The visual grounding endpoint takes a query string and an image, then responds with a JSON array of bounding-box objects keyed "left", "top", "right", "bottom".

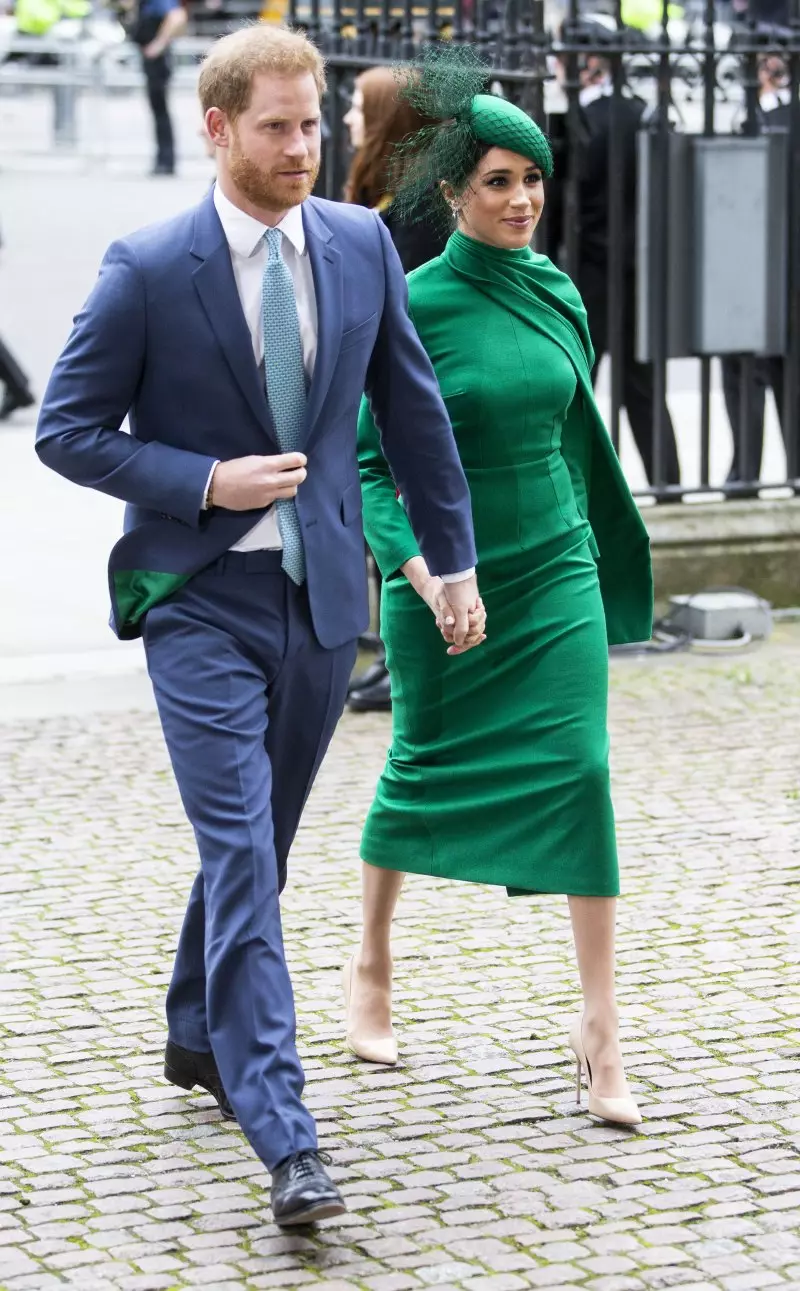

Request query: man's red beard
[{"left": 229, "top": 135, "right": 319, "bottom": 211}]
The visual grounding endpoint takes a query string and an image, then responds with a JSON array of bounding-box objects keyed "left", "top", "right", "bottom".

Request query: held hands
[
  {"left": 402, "top": 560, "right": 487, "bottom": 655},
  {"left": 440, "top": 593, "right": 487, "bottom": 655},
  {"left": 210, "top": 453, "right": 307, "bottom": 511},
  {"left": 436, "top": 574, "right": 487, "bottom": 654}
]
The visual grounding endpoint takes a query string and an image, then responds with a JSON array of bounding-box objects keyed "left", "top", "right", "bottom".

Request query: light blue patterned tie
[{"left": 262, "top": 226, "right": 307, "bottom": 585}]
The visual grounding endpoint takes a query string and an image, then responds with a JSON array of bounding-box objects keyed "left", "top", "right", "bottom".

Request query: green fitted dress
[{"left": 357, "top": 231, "right": 653, "bottom": 897}]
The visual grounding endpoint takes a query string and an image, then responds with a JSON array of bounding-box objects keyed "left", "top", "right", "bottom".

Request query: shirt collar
[
  {"left": 579, "top": 80, "right": 613, "bottom": 109},
  {"left": 213, "top": 183, "right": 306, "bottom": 258},
  {"left": 760, "top": 88, "right": 790, "bottom": 112}
]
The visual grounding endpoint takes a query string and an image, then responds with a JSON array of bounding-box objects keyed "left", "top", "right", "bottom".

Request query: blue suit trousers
[{"left": 142, "top": 550, "right": 357, "bottom": 1171}]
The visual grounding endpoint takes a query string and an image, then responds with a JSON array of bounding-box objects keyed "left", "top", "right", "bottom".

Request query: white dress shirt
[
  {"left": 579, "top": 80, "right": 613, "bottom": 109},
  {"left": 214, "top": 183, "right": 316, "bottom": 552},
  {"left": 212, "top": 184, "right": 473, "bottom": 581}
]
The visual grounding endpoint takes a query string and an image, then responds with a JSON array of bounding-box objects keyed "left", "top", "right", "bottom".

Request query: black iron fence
[{"left": 290, "top": 0, "right": 800, "bottom": 501}]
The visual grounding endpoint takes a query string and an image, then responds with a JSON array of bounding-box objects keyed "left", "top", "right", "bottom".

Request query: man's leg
[
  {"left": 722, "top": 353, "right": 768, "bottom": 484},
  {"left": 164, "top": 870, "right": 206, "bottom": 1047},
  {"left": 577, "top": 262, "right": 608, "bottom": 378},
  {"left": 268, "top": 579, "right": 358, "bottom": 893},
  {"left": 142, "top": 53, "right": 175, "bottom": 173},
  {"left": 144, "top": 566, "right": 318, "bottom": 1169},
  {"left": 767, "top": 357, "right": 793, "bottom": 478},
  {"left": 163, "top": 587, "right": 356, "bottom": 1035},
  {"left": 620, "top": 306, "right": 681, "bottom": 489},
  {"left": 0, "top": 334, "right": 35, "bottom": 419},
  {"left": 0, "top": 335, "right": 32, "bottom": 395}
]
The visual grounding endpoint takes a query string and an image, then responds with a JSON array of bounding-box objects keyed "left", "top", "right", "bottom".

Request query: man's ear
[{"left": 205, "top": 107, "right": 230, "bottom": 147}]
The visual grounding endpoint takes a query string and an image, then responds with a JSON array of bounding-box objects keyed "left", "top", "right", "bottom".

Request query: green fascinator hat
[
  {"left": 390, "top": 45, "right": 553, "bottom": 227},
  {"left": 464, "top": 93, "right": 553, "bottom": 174}
]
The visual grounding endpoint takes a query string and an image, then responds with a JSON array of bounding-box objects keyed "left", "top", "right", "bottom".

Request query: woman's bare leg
[
  {"left": 349, "top": 862, "right": 405, "bottom": 1039},
  {"left": 568, "top": 895, "right": 629, "bottom": 1099}
]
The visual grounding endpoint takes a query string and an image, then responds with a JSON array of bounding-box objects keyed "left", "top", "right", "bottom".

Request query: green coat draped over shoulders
[{"left": 358, "top": 233, "right": 653, "bottom": 647}]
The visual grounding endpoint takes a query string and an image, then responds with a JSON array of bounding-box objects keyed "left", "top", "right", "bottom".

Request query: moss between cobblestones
[{"left": 1, "top": 628, "right": 800, "bottom": 1289}]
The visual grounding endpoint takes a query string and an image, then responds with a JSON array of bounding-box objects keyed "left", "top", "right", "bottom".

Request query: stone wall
[{"left": 643, "top": 497, "right": 800, "bottom": 611}]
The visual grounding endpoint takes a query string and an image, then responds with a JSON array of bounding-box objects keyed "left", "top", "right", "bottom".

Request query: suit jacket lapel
[
  {"left": 303, "top": 200, "right": 342, "bottom": 445},
  {"left": 190, "top": 192, "right": 277, "bottom": 444}
]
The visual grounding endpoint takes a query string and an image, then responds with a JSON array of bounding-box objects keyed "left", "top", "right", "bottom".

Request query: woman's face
[
  {"left": 344, "top": 85, "right": 365, "bottom": 150},
  {"left": 447, "top": 147, "right": 545, "bottom": 251}
]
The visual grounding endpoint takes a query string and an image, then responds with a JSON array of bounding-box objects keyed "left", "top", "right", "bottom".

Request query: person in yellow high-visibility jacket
[
  {"left": 620, "top": 0, "right": 683, "bottom": 30},
  {"left": 15, "top": 0, "right": 90, "bottom": 36}
]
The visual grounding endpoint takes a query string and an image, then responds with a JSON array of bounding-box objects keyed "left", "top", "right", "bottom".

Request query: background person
[
  {"left": 0, "top": 221, "right": 35, "bottom": 421},
  {"left": 548, "top": 21, "right": 682, "bottom": 493},
  {"left": 722, "top": 48, "right": 795, "bottom": 491},
  {"left": 343, "top": 65, "right": 449, "bottom": 713},
  {"left": 0, "top": 336, "right": 35, "bottom": 421},
  {"left": 122, "top": 0, "right": 187, "bottom": 175}
]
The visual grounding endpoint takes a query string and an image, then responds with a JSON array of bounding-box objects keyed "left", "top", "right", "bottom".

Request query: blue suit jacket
[{"left": 36, "top": 189, "right": 477, "bottom": 647}]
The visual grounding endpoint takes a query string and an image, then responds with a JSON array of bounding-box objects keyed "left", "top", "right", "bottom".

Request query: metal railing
[
  {"left": 4, "top": 3, "right": 800, "bottom": 500},
  {"left": 291, "top": 0, "right": 800, "bottom": 501},
  {"left": 0, "top": 29, "right": 212, "bottom": 146}
]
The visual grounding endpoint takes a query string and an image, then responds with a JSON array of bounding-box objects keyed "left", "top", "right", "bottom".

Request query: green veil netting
[{"left": 388, "top": 44, "right": 553, "bottom": 229}]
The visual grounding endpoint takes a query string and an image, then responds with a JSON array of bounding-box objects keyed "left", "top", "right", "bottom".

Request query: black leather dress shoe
[
  {"left": 0, "top": 387, "right": 34, "bottom": 421},
  {"left": 164, "top": 1039, "right": 236, "bottom": 1120},
  {"left": 347, "top": 653, "right": 387, "bottom": 696},
  {"left": 271, "top": 1151, "right": 346, "bottom": 1226},
  {"left": 347, "top": 670, "right": 391, "bottom": 713}
]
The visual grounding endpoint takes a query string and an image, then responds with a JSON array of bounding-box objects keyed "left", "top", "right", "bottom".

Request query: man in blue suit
[{"left": 36, "top": 24, "right": 481, "bottom": 1225}]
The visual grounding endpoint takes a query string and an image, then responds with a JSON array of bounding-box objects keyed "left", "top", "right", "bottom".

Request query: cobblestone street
[{"left": 1, "top": 628, "right": 799, "bottom": 1291}]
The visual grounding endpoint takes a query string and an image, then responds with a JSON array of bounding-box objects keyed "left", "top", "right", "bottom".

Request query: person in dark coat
[
  {"left": 123, "top": 0, "right": 187, "bottom": 176},
  {"left": 0, "top": 223, "right": 35, "bottom": 421},
  {"left": 549, "top": 29, "right": 681, "bottom": 491},
  {"left": 0, "top": 338, "right": 35, "bottom": 421},
  {"left": 343, "top": 66, "right": 450, "bottom": 711},
  {"left": 722, "top": 49, "right": 795, "bottom": 491}
]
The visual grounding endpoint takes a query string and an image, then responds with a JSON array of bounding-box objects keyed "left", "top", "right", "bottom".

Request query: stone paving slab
[{"left": 1, "top": 627, "right": 800, "bottom": 1290}]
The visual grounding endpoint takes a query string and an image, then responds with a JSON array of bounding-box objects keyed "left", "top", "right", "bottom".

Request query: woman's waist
[
  {"left": 462, "top": 451, "right": 569, "bottom": 491},
  {"left": 466, "top": 453, "right": 584, "bottom": 549},
  {"left": 462, "top": 443, "right": 563, "bottom": 469}
]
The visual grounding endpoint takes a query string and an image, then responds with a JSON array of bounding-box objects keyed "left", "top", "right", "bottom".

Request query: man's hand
[
  {"left": 401, "top": 560, "right": 486, "bottom": 655},
  {"left": 438, "top": 574, "right": 483, "bottom": 650},
  {"left": 442, "top": 598, "right": 486, "bottom": 655},
  {"left": 210, "top": 453, "right": 307, "bottom": 511},
  {"left": 143, "top": 39, "right": 166, "bottom": 57}
]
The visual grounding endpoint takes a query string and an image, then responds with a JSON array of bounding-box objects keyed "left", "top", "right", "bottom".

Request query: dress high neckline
[{"left": 448, "top": 229, "right": 535, "bottom": 265}]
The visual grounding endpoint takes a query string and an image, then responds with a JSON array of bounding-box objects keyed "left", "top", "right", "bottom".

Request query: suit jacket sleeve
[
  {"left": 357, "top": 394, "right": 422, "bottom": 579},
  {"left": 35, "top": 239, "right": 217, "bottom": 528},
  {"left": 362, "top": 213, "right": 477, "bottom": 578}
]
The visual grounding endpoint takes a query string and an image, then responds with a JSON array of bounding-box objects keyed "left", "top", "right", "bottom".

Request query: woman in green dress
[{"left": 343, "top": 50, "right": 653, "bottom": 1126}]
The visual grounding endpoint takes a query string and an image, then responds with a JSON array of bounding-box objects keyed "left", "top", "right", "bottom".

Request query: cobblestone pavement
[{"left": 2, "top": 627, "right": 800, "bottom": 1291}]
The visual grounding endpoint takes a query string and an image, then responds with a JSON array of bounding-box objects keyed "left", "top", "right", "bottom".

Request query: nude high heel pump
[
  {"left": 342, "top": 955, "right": 398, "bottom": 1066},
  {"left": 568, "top": 1017, "right": 642, "bottom": 1127}
]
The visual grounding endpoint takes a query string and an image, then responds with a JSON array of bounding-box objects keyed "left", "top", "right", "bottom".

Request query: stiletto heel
[
  {"left": 568, "top": 1016, "right": 641, "bottom": 1127},
  {"left": 575, "top": 1056, "right": 582, "bottom": 1106},
  {"left": 342, "top": 954, "right": 398, "bottom": 1066}
]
